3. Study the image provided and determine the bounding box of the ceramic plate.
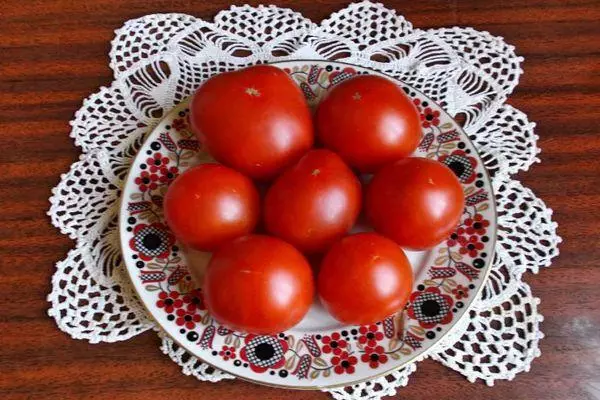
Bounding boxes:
[120,60,496,389]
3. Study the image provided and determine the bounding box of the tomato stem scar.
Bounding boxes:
[245,87,261,97]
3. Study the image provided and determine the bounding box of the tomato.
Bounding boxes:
[204,235,314,334]
[163,164,259,251]
[366,157,464,250]
[263,149,361,254]
[190,65,314,180]
[315,75,421,173]
[318,233,413,325]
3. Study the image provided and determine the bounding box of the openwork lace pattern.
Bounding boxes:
[48,3,561,398]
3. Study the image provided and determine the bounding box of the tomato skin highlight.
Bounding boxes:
[316,75,421,173]
[264,149,362,254]
[366,157,465,250]
[190,65,314,181]
[163,164,260,251]
[318,233,413,325]
[204,235,314,334]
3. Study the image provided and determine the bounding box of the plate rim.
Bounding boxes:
[118,59,498,390]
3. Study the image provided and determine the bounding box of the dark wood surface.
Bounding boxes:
[1,1,599,399]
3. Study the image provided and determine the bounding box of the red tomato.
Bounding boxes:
[316,75,421,173]
[190,65,314,180]
[204,235,314,334]
[366,157,464,250]
[318,233,413,325]
[263,149,362,254]
[163,164,259,251]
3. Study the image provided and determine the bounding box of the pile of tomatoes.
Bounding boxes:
[163,65,464,334]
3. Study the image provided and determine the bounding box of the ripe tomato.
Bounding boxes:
[263,149,361,254]
[204,235,314,334]
[316,75,421,173]
[366,157,464,250]
[163,164,259,251]
[190,65,314,180]
[318,233,413,325]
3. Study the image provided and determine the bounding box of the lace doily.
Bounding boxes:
[47,2,561,398]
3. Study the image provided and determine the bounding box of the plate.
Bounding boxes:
[119,60,496,389]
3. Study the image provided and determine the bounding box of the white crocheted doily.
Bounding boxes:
[47,2,561,399]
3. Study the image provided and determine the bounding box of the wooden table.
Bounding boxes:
[1,1,599,399]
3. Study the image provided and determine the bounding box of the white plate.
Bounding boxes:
[120,60,496,389]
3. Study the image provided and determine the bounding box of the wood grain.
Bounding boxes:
[1,1,599,399]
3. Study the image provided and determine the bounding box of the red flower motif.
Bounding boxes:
[361,345,388,368]
[358,325,384,348]
[134,170,159,192]
[156,291,183,313]
[128,223,175,261]
[219,345,236,361]
[239,335,289,373]
[447,227,468,247]
[159,166,179,184]
[331,351,358,375]
[452,285,469,300]
[147,152,170,173]
[407,287,454,329]
[439,150,478,184]
[458,235,484,257]
[421,107,440,128]
[175,308,202,329]
[465,214,490,236]
[321,332,348,355]
[183,289,206,312]
[172,118,187,131]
